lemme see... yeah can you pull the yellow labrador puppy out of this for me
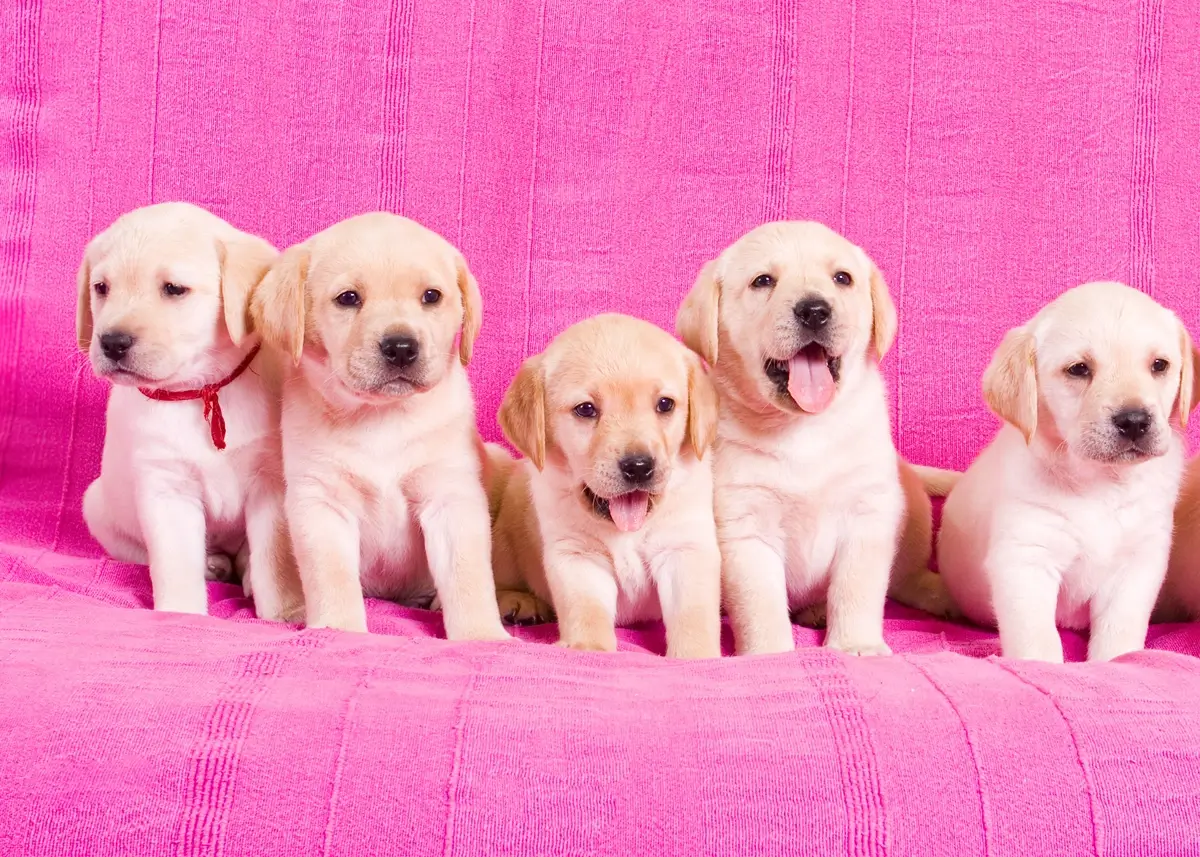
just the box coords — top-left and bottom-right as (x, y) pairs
(492, 314), (722, 658)
(78, 202), (301, 621)
(938, 281), (1199, 662)
(676, 221), (949, 657)
(250, 212), (508, 640)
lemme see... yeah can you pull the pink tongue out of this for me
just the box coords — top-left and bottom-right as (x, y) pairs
(609, 491), (650, 533)
(787, 350), (835, 413)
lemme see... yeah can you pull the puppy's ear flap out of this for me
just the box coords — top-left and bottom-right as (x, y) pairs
(869, 265), (898, 360)
(676, 259), (721, 366)
(218, 234), (278, 347)
(983, 326), (1038, 443)
(76, 251), (93, 353)
(1174, 321), (1200, 429)
(498, 355), (546, 470)
(686, 354), (720, 459)
(456, 255), (482, 365)
(251, 245), (308, 366)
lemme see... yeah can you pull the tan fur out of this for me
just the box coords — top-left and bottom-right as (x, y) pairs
(982, 328), (1038, 443)
(77, 202), (299, 622)
(940, 281), (1197, 662)
(676, 221), (953, 658)
(251, 212), (507, 640)
(492, 313), (722, 657)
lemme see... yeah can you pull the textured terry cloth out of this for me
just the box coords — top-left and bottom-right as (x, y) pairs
(5, 0), (1200, 853)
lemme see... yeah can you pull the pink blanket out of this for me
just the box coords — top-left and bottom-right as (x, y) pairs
(4, 0), (1200, 852)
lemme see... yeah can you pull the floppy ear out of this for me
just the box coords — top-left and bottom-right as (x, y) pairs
(676, 259), (720, 366)
(686, 354), (720, 459)
(456, 255), (482, 365)
(218, 234), (278, 347)
(498, 355), (546, 470)
(76, 251), (93, 353)
(982, 326), (1038, 443)
(251, 245), (309, 366)
(1174, 321), (1200, 429)
(869, 265), (898, 360)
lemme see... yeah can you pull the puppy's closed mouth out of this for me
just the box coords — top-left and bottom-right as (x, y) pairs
(764, 343), (842, 413)
(582, 485), (655, 533)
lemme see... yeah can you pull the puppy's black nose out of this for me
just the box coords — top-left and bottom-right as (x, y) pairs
(794, 298), (832, 331)
(1112, 408), (1152, 441)
(99, 331), (134, 362)
(619, 455), (656, 485)
(379, 334), (419, 367)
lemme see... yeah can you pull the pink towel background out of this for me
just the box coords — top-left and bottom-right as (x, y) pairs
(3, 0), (1200, 854)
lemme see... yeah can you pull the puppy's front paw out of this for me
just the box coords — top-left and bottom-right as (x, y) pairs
(826, 637), (892, 657)
(791, 602), (828, 629)
(497, 590), (554, 626)
(557, 636), (617, 653)
(205, 553), (238, 583)
(449, 621), (513, 643)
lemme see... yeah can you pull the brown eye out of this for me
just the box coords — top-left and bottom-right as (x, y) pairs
(335, 290), (362, 308)
(832, 270), (853, 287)
(750, 274), (775, 289)
(573, 402), (597, 418)
(93, 282), (108, 297)
(1152, 358), (1169, 374)
(422, 289), (442, 305)
(162, 282), (189, 297)
(656, 397), (675, 414)
(1065, 362), (1091, 379)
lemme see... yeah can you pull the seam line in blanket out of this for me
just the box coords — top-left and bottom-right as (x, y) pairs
(0, 0), (43, 492)
(1130, 0), (1162, 296)
(802, 650), (888, 856)
(442, 654), (488, 857)
(174, 649), (285, 857)
(993, 660), (1103, 857)
(907, 656), (993, 857)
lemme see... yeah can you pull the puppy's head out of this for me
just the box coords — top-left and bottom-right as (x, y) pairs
(76, 202), (276, 387)
(498, 314), (718, 533)
(676, 221), (895, 415)
(984, 281), (1200, 464)
(250, 213), (481, 403)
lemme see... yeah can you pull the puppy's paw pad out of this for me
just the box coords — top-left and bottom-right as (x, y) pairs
(497, 590), (554, 626)
(205, 553), (237, 583)
(791, 603), (828, 629)
(827, 639), (892, 657)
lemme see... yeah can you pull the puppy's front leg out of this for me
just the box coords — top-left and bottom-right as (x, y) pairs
(545, 549), (620, 652)
(416, 479), (509, 642)
(287, 493), (367, 633)
(825, 528), (893, 657)
(650, 544), (722, 659)
(722, 537), (793, 655)
(988, 543), (1066, 663)
(136, 485), (209, 615)
(244, 480), (305, 624)
(1088, 536), (1170, 662)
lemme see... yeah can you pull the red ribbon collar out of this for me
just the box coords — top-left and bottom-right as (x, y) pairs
(138, 345), (261, 451)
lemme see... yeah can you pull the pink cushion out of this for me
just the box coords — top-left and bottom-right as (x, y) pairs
(2, 0), (1200, 852)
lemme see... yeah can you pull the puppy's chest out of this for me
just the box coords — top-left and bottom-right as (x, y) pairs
(607, 538), (661, 622)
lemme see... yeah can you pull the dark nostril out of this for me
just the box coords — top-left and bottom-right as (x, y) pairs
(618, 454), (656, 484)
(1112, 408), (1152, 441)
(379, 334), (419, 367)
(794, 298), (832, 330)
(99, 331), (134, 361)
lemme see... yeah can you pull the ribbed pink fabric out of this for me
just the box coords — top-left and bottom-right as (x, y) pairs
(3, 0), (1200, 853)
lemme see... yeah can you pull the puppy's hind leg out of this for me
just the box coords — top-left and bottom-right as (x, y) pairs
(83, 479), (148, 565)
(244, 482), (305, 624)
(888, 458), (963, 620)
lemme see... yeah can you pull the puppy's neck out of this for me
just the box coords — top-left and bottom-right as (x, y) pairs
(146, 332), (262, 394)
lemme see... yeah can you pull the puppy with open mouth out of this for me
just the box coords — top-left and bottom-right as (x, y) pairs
(492, 314), (722, 657)
(676, 221), (952, 657)
(78, 202), (303, 621)
(250, 213), (509, 640)
(938, 281), (1199, 662)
